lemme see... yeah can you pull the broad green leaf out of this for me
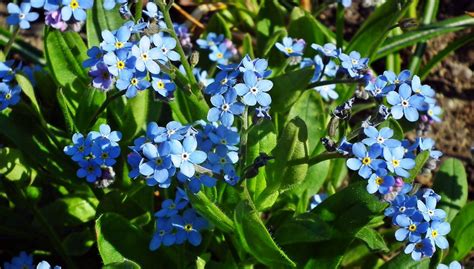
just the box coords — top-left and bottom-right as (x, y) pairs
(188, 191), (234, 233)
(234, 194), (296, 267)
(355, 227), (389, 252)
(39, 196), (98, 227)
(62, 228), (95, 256)
(256, 0), (286, 54)
(406, 150), (430, 183)
(375, 16), (474, 60)
(445, 202), (474, 261)
(86, 0), (126, 47)
(119, 90), (150, 143)
(56, 88), (77, 134)
(264, 117), (309, 199)
(379, 118), (404, 140)
(419, 34), (474, 80)
(328, 158), (348, 189)
(381, 252), (430, 269)
(246, 120), (277, 210)
(0, 147), (37, 182)
(96, 213), (165, 268)
(74, 88), (107, 132)
(261, 29), (287, 58)
(274, 213), (333, 245)
(270, 68), (314, 113)
(102, 260), (141, 269)
(243, 33), (255, 58)
(288, 8), (324, 56)
(432, 158), (468, 222)
(347, 0), (412, 58)
(16, 73), (44, 123)
(170, 89), (209, 124)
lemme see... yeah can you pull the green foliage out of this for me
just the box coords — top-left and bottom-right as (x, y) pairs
(445, 202), (474, 261)
(86, 0), (126, 47)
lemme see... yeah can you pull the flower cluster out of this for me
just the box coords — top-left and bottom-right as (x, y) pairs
(149, 189), (208, 250)
(196, 32), (238, 65)
(275, 37), (306, 57)
(7, 0), (94, 31)
(365, 70), (441, 122)
(3, 251), (60, 269)
(64, 124), (122, 183)
(0, 61), (22, 111)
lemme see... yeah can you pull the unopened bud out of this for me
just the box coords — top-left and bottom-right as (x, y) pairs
(190, 51), (199, 67)
(399, 18), (418, 31)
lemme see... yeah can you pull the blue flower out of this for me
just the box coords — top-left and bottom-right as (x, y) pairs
(61, 0), (93, 21)
(205, 69), (238, 95)
(139, 142), (175, 187)
(103, 49), (136, 76)
(151, 74), (176, 99)
(173, 209), (208, 246)
(89, 62), (113, 90)
(234, 71), (273, 106)
(426, 103), (442, 122)
(208, 125), (240, 151)
(365, 76), (395, 97)
(387, 83), (427, 122)
(255, 106), (271, 119)
(239, 55), (272, 78)
(309, 193), (328, 210)
(77, 159), (102, 182)
(92, 139), (121, 166)
(196, 32), (225, 50)
(346, 143), (386, 179)
(154, 121), (188, 143)
(177, 172), (217, 194)
(100, 26), (132, 52)
(395, 212), (429, 242)
(123, 20), (147, 34)
(3, 251), (33, 269)
(209, 43), (233, 64)
(437, 261), (462, 269)
(207, 146), (239, 174)
(383, 70), (411, 85)
(31, 0), (60, 11)
(103, 0), (127, 10)
(337, 137), (353, 155)
(0, 60), (16, 82)
(427, 221), (450, 249)
(339, 51), (368, 77)
(411, 75), (435, 99)
(418, 137), (443, 159)
(143, 2), (162, 20)
(404, 238), (434, 261)
(127, 151), (142, 179)
(314, 82), (338, 101)
(83, 46), (104, 68)
(152, 34), (180, 63)
(149, 217), (176, 250)
(132, 36), (161, 74)
(0, 83), (21, 111)
(64, 133), (93, 161)
(116, 70), (150, 98)
(338, 0), (352, 8)
(385, 194), (417, 219)
(417, 196), (446, 221)
(155, 197), (188, 218)
(170, 136), (207, 177)
(367, 169), (395, 195)
(91, 124), (122, 146)
(208, 88), (245, 127)
(383, 146), (415, 178)
(276, 37), (305, 57)
(7, 3), (39, 30)
(36, 261), (61, 269)
(362, 126), (401, 148)
(311, 43), (339, 58)
(224, 169), (240, 185)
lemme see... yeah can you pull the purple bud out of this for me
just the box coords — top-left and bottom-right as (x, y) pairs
(45, 10), (67, 32)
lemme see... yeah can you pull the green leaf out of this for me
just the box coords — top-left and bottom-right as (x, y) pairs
(406, 150), (430, 183)
(274, 213), (333, 245)
(432, 158), (468, 222)
(270, 68), (314, 113)
(445, 202), (474, 261)
(188, 191), (234, 233)
(347, 0), (412, 58)
(96, 213), (161, 267)
(170, 89), (209, 124)
(288, 8), (324, 56)
(62, 228), (95, 256)
(16, 73), (44, 122)
(206, 12), (232, 38)
(261, 29), (287, 58)
(56, 88), (77, 134)
(119, 90), (150, 143)
(355, 227), (389, 252)
(256, 0), (286, 54)
(234, 194), (296, 267)
(246, 120), (277, 210)
(102, 260), (141, 269)
(419, 34), (474, 80)
(381, 252), (430, 269)
(0, 147), (37, 182)
(375, 16), (474, 60)
(40, 196), (98, 227)
(265, 117), (309, 197)
(86, 0), (126, 47)
(242, 33), (255, 58)
(74, 88), (107, 132)
(379, 118), (404, 140)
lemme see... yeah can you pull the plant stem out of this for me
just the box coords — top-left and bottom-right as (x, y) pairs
(87, 90), (126, 130)
(239, 108), (249, 177)
(156, 0), (199, 94)
(307, 78), (362, 89)
(336, 3), (344, 50)
(3, 27), (20, 58)
(307, 152), (343, 166)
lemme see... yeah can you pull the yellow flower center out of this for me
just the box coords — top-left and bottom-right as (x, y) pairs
(5, 93), (11, 100)
(362, 157), (371, 165)
(115, 41), (124, 49)
(70, 0), (79, 9)
(392, 159), (400, 167)
(131, 78), (138, 85)
(285, 47), (294, 54)
(157, 81), (164, 89)
(408, 224), (417, 232)
(431, 230), (438, 238)
(184, 224), (193, 231)
(428, 109), (434, 116)
(216, 52), (223, 59)
(375, 177), (384, 185)
(117, 61), (125, 69)
(141, 53), (149, 60)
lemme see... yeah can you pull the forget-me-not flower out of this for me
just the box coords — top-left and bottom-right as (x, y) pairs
(362, 126), (401, 148)
(207, 88), (245, 127)
(116, 70), (150, 98)
(132, 36), (161, 74)
(152, 34), (180, 63)
(61, 0), (93, 21)
(346, 142), (386, 179)
(7, 3), (39, 30)
(100, 26), (132, 52)
(234, 71), (273, 106)
(427, 221), (450, 249)
(170, 136), (207, 177)
(404, 238), (434, 261)
(387, 83), (426, 122)
(383, 146), (415, 178)
(275, 37), (305, 57)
